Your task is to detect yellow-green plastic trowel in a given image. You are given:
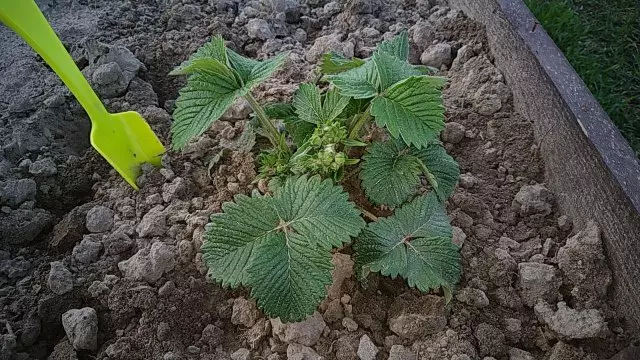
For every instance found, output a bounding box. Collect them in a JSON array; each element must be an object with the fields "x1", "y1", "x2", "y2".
[{"x1": 0, "y1": 0, "x2": 165, "y2": 190}]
